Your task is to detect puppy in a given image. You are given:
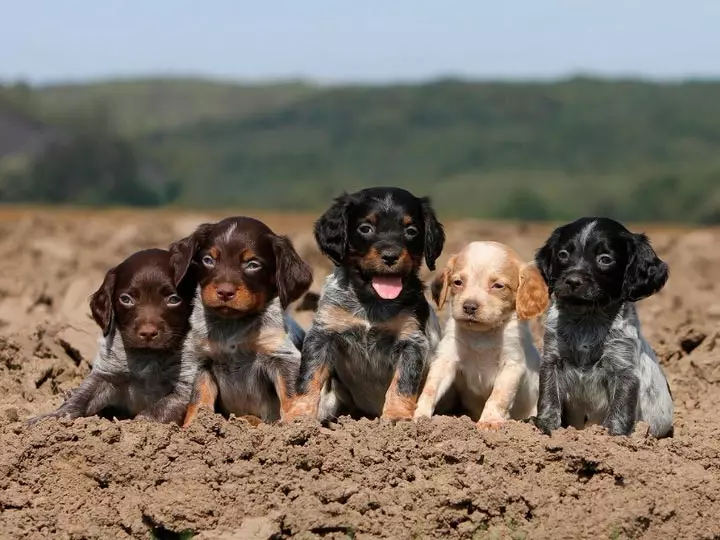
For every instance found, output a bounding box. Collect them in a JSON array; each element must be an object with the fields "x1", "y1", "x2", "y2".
[
  {"x1": 28, "y1": 249, "x2": 198, "y2": 425},
  {"x1": 171, "y1": 216, "x2": 312, "y2": 426},
  {"x1": 287, "y1": 187, "x2": 445, "y2": 421},
  {"x1": 415, "y1": 241, "x2": 549, "y2": 428},
  {"x1": 532, "y1": 217, "x2": 673, "y2": 437}
]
